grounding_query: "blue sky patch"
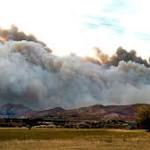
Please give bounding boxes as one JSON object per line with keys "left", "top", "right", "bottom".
{"left": 103, "top": 0, "right": 129, "bottom": 13}
{"left": 85, "top": 16, "right": 125, "bottom": 34}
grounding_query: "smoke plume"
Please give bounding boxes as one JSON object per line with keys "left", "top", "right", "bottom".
{"left": 0, "top": 25, "right": 50, "bottom": 48}
{"left": 0, "top": 40, "right": 150, "bottom": 109}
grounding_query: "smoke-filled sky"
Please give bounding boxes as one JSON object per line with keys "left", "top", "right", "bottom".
{"left": 1, "top": 0, "right": 150, "bottom": 58}
{"left": 1, "top": 0, "right": 150, "bottom": 110}
{"left": 0, "top": 41, "right": 150, "bottom": 110}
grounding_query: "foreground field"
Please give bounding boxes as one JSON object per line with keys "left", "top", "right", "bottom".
{"left": 0, "top": 128, "right": 149, "bottom": 150}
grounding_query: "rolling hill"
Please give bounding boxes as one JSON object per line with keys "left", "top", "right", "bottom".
{"left": 0, "top": 103, "right": 149, "bottom": 121}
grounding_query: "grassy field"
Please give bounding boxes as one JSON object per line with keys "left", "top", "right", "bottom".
{"left": 0, "top": 128, "right": 149, "bottom": 150}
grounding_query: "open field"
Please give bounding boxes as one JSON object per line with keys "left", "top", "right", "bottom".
{"left": 0, "top": 128, "right": 149, "bottom": 150}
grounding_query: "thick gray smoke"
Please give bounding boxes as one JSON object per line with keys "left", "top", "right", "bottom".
{"left": 0, "top": 41, "right": 150, "bottom": 110}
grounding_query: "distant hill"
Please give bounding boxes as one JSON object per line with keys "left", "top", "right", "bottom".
{"left": 29, "top": 104, "right": 150, "bottom": 121}
{"left": 1, "top": 103, "right": 150, "bottom": 121}
{"left": 0, "top": 103, "right": 33, "bottom": 118}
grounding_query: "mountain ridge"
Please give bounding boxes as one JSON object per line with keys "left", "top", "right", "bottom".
{"left": 0, "top": 103, "right": 149, "bottom": 121}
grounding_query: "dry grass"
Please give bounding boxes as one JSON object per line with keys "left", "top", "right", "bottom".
{"left": 0, "top": 128, "right": 149, "bottom": 150}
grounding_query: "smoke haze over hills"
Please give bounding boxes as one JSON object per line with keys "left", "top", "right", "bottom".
{"left": 0, "top": 39, "right": 149, "bottom": 109}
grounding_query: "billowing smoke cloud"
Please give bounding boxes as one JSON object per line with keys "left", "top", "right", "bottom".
{"left": 0, "top": 40, "right": 150, "bottom": 110}
{"left": 84, "top": 47, "right": 109, "bottom": 65}
{"left": 84, "top": 46, "right": 150, "bottom": 67}
{"left": 0, "top": 25, "right": 50, "bottom": 48}
{"left": 109, "top": 47, "right": 150, "bottom": 67}
{"left": 91, "top": 47, "right": 109, "bottom": 64}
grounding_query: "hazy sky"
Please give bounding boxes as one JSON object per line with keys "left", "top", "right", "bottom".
{"left": 0, "top": 0, "right": 150, "bottom": 58}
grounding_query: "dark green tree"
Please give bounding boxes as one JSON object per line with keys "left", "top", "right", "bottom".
{"left": 136, "top": 105, "right": 150, "bottom": 131}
